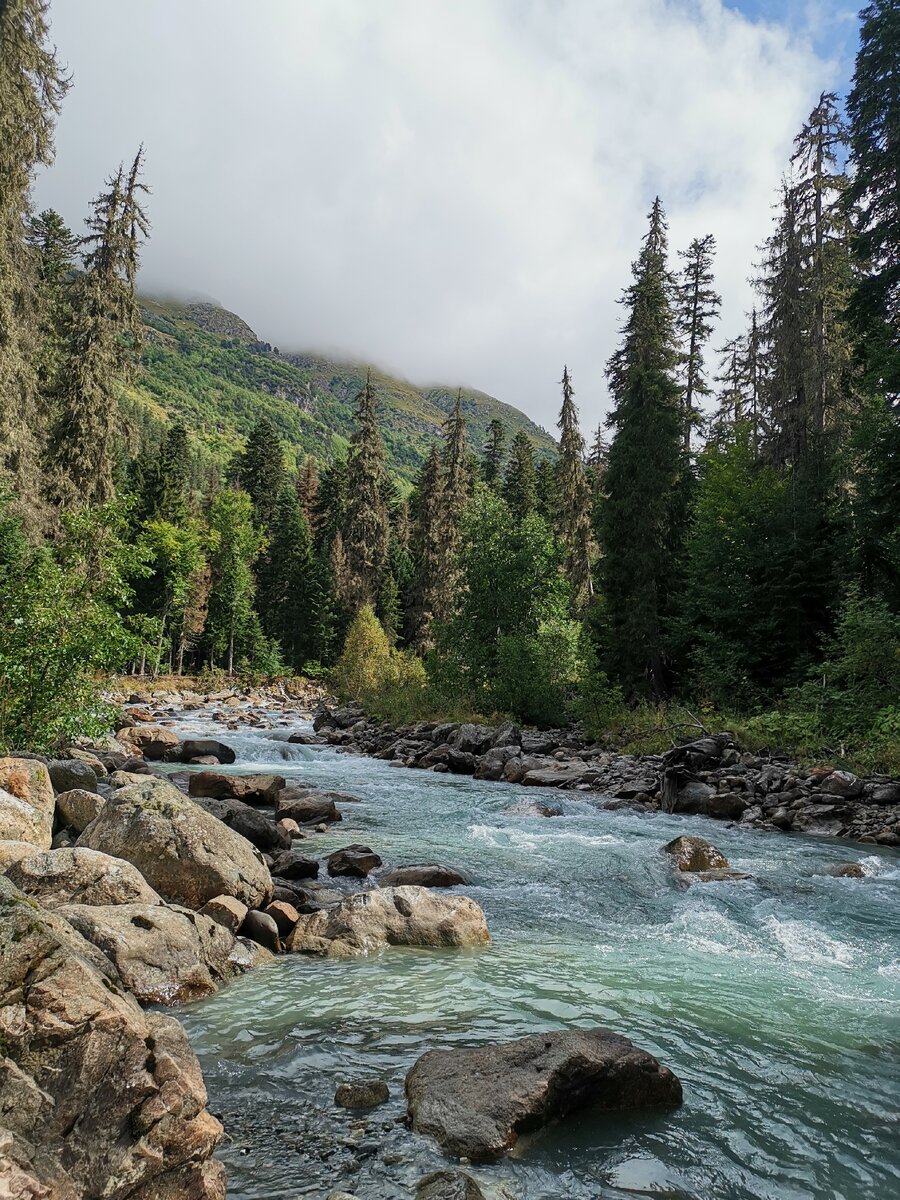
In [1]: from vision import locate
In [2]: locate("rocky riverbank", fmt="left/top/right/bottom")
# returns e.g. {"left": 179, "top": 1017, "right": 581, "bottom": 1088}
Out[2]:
{"left": 311, "top": 702, "right": 900, "bottom": 846}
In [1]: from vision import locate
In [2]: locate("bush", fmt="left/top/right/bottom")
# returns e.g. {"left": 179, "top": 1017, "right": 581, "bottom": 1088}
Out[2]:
{"left": 332, "top": 605, "right": 392, "bottom": 701}
{"left": 493, "top": 617, "right": 584, "bottom": 726}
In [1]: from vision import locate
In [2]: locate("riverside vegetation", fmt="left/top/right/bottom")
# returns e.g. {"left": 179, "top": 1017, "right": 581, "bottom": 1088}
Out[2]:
{"left": 0, "top": 1, "right": 899, "bottom": 1198}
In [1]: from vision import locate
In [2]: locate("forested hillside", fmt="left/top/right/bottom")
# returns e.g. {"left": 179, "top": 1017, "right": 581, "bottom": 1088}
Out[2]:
{"left": 133, "top": 297, "right": 557, "bottom": 481}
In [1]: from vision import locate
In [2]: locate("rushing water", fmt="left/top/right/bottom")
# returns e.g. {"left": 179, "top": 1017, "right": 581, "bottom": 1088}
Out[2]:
{"left": 171, "top": 712, "right": 900, "bottom": 1200}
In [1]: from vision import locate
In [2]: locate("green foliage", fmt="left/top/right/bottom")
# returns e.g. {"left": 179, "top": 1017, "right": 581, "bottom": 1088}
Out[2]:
{"left": 333, "top": 604, "right": 392, "bottom": 701}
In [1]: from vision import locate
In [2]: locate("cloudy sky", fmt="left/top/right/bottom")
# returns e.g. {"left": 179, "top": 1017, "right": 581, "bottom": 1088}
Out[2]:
{"left": 35, "top": 0, "right": 860, "bottom": 434}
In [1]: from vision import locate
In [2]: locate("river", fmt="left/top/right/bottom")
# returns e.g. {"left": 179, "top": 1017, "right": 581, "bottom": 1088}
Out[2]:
{"left": 169, "top": 711, "right": 900, "bottom": 1200}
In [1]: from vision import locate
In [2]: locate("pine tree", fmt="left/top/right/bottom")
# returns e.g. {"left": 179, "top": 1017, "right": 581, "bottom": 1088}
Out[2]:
{"left": 443, "top": 388, "right": 469, "bottom": 519}
{"left": 555, "top": 366, "right": 593, "bottom": 607}
{"left": 676, "top": 234, "right": 721, "bottom": 450}
{"left": 599, "top": 197, "right": 685, "bottom": 696}
{"left": 410, "top": 443, "right": 449, "bottom": 649}
{"left": 0, "top": 0, "right": 68, "bottom": 510}
{"left": 235, "top": 415, "right": 286, "bottom": 532}
{"left": 481, "top": 418, "right": 506, "bottom": 489}
{"left": 260, "top": 484, "right": 315, "bottom": 670}
{"left": 502, "top": 431, "right": 537, "bottom": 521}
{"left": 344, "top": 371, "right": 389, "bottom": 608}
{"left": 845, "top": 0, "right": 900, "bottom": 396}
{"left": 314, "top": 458, "right": 348, "bottom": 552}
{"left": 138, "top": 422, "right": 191, "bottom": 523}
{"left": 49, "top": 150, "right": 149, "bottom": 508}
{"left": 296, "top": 454, "right": 319, "bottom": 534}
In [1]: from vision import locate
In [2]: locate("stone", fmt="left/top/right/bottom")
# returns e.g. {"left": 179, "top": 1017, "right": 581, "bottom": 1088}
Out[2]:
{"left": 56, "top": 786, "right": 105, "bottom": 833}
{"left": 447, "top": 749, "right": 477, "bottom": 774}
{"left": 117, "top": 724, "right": 182, "bottom": 760}
{"left": 58, "top": 901, "right": 240, "bottom": 1005}
{"left": 522, "top": 765, "right": 588, "bottom": 788}
{"left": 821, "top": 861, "right": 865, "bottom": 878}
{"left": 406, "top": 1028, "right": 682, "bottom": 1161}
{"left": 379, "top": 864, "right": 468, "bottom": 888}
{"left": 61, "top": 747, "right": 108, "bottom": 777}
{"left": 0, "top": 840, "right": 42, "bottom": 871}
{"left": 0, "top": 757, "right": 55, "bottom": 849}
{"left": 194, "top": 795, "right": 291, "bottom": 852}
{"left": 0, "top": 877, "right": 225, "bottom": 1198}
{"left": 270, "top": 850, "right": 320, "bottom": 880}
{"left": 334, "top": 1080, "right": 390, "bottom": 1109}
{"left": 449, "top": 724, "right": 495, "bottom": 754}
{"left": 679, "top": 868, "right": 753, "bottom": 884}
{"left": 503, "top": 799, "right": 562, "bottom": 818}
{"left": 275, "top": 789, "right": 343, "bottom": 825}
{"left": 239, "top": 909, "right": 282, "bottom": 953}
{"left": 76, "top": 779, "right": 272, "bottom": 909}
{"left": 200, "top": 894, "right": 249, "bottom": 932}
{"left": 818, "top": 769, "right": 864, "bottom": 799}
{"left": 277, "top": 816, "right": 302, "bottom": 836}
{"left": 177, "top": 738, "right": 237, "bottom": 764}
{"left": 7, "top": 847, "right": 162, "bottom": 908}
{"left": 327, "top": 844, "right": 382, "bottom": 877}
{"left": 662, "top": 835, "right": 729, "bottom": 872}
{"left": 47, "top": 758, "right": 98, "bottom": 794}
{"left": 416, "top": 1170, "right": 511, "bottom": 1200}
{"left": 870, "top": 783, "right": 900, "bottom": 804}
{"left": 188, "top": 770, "right": 285, "bottom": 804}
{"left": 286, "top": 886, "right": 491, "bottom": 958}
{"left": 265, "top": 899, "right": 301, "bottom": 936}
{"left": 490, "top": 722, "right": 521, "bottom": 750}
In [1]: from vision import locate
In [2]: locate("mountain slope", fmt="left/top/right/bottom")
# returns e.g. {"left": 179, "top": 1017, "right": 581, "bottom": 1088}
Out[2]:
{"left": 131, "top": 297, "right": 557, "bottom": 480}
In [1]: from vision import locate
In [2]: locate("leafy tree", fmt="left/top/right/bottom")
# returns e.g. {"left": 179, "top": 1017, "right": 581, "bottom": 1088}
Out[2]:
{"left": 845, "top": 0, "right": 900, "bottom": 396}
{"left": 599, "top": 198, "right": 685, "bottom": 696}
{"left": 141, "top": 516, "right": 206, "bottom": 675}
{"left": 555, "top": 365, "right": 593, "bottom": 607}
{"left": 49, "top": 150, "right": 149, "bottom": 508}
{"left": 481, "top": 417, "right": 506, "bottom": 488}
{"left": 205, "top": 487, "right": 264, "bottom": 673}
{"left": 502, "top": 430, "right": 537, "bottom": 520}
{"left": 344, "top": 371, "right": 389, "bottom": 608}
{"left": 676, "top": 234, "right": 721, "bottom": 449}
{"left": 333, "top": 604, "right": 392, "bottom": 701}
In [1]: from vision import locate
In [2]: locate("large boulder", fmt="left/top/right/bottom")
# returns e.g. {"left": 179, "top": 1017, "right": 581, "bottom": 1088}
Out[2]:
{"left": 58, "top": 901, "right": 244, "bottom": 1005}
{"left": 327, "top": 844, "right": 382, "bottom": 877}
{"left": 176, "top": 738, "right": 236, "bottom": 765}
{"left": 117, "top": 724, "right": 182, "bottom": 760}
{"left": 7, "top": 847, "right": 162, "bottom": 908}
{"left": 0, "top": 757, "right": 54, "bottom": 849}
{"left": 188, "top": 771, "right": 285, "bottom": 804}
{"left": 379, "top": 864, "right": 468, "bottom": 888}
{"left": 286, "top": 886, "right": 490, "bottom": 958}
{"left": 406, "top": 1028, "right": 682, "bottom": 1161}
{"left": 0, "top": 840, "right": 41, "bottom": 872}
{"left": 0, "top": 876, "right": 225, "bottom": 1198}
{"left": 275, "top": 788, "right": 343, "bottom": 825}
{"left": 56, "top": 786, "right": 105, "bottom": 833}
{"left": 47, "top": 758, "right": 99, "bottom": 794}
{"left": 76, "top": 779, "right": 273, "bottom": 909}
{"left": 194, "top": 795, "right": 291, "bottom": 852}
{"left": 662, "top": 835, "right": 729, "bottom": 872}
{"left": 449, "top": 724, "right": 495, "bottom": 755}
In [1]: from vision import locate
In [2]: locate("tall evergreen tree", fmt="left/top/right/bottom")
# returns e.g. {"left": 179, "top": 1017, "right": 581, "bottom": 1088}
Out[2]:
{"left": 25, "top": 207, "right": 77, "bottom": 391}
{"left": 138, "top": 421, "right": 191, "bottom": 524}
{"left": 555, "top": 366, "right": 593, "bottom": 607}
{"left": 676, "top": 234, "right": 721, "bottom": 450}
{"left": 0, "top": 0, "right": 67, "bottom": 510}
{"left": 296, "top": 454, "right": 319, "bottom": 533}
{"left": 410, "top": 443, "right": 449, "bottom": 649}
{"left": 235, "top": 415, "right": 286, "bottom": 533}
{"left": 49, "top": 150, "right": 149, "bottom": 508}
{"left": 599, "top": 197, "right": 685, "bottom": 696}
{"left": 845, "top": 0, "right": 900, "bottom": 397}
{"left": 502, "top": 431, "right": 537, "bottom": 521}
{"left": 259, "top": 483, "right": 316, "bottom": 670}
{"left": 344, "top": 371, "right": 389, "bottom": 609}
{"left": 442, "top": 388, "right": 469, "bottom": 518}
{"left": 205, "top": 487, "right": 264, "bottom": 674}
{"left": 481, "top": 418, "right": 506, "bottom": 489}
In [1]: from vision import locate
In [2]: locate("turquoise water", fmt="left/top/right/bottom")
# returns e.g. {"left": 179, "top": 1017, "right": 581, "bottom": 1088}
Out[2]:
{"left": 173, "top": 716, "right": 900, "bottom": 1200}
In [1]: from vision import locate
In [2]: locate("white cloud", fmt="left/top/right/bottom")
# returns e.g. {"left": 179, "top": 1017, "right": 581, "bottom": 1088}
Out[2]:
{"left": 37, "top": 0, "right": 842, "bottom": 433}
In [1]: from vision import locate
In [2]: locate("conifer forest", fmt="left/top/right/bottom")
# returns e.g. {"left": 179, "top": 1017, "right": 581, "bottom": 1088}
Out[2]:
{"left": 0, "top": 4, "right": 898, "bottom": 1200}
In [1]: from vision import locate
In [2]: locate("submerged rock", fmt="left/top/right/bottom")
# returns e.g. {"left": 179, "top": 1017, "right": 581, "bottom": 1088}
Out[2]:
{"left": 0, "top": 877, "right": 225, "bottom": 1198}
{"left": 327, "top": 844, "right": 382, "bottom": 877}
{"left": 406, "top": 1028, "right": 682, "bottom": 1161}
{"left": 662, "top": 835, "right": 729, "bottom": 872}
{"left": 286, "top": 885, "right": 490, "bottom": 958}
{"left": 822, "top": 861, "right": 866, "bottom": 878}
{"left": 379, "top": 863, "right": 468, "bottom": 888}
{"left": 416, "top": 1170, "right": 515, "bottom": 1200}
{"left": 334, "top": 1079, "right": 390, "bottom": 1109}
{"left": 76, "top": 779, "right": 273, "bottom": 909}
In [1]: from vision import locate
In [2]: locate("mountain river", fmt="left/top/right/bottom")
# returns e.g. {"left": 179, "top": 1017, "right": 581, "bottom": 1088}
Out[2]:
{"left": 168, "top": 711, "right": 900, "bottom": 1200}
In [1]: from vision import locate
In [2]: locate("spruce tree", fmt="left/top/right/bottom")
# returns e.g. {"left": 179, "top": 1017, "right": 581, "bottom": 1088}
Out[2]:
{"left": 502, "top": 431, "right": 537, "bottom": 521}
{"left": 25, "top": 208, "right": 77, "bottom": 392}
{"left": 0, "top": 0, "right": 67, "bottom": 509}
{"left": 49, "top": 150, "right": 149, "bottom": 508}
{"left": 676, "top": 234, "right": 721, "bottom": 450}
{"left": 205, "top": 487, "right": 264, "bottom": 674}
{"left": 845, "top": 0, "right": 900, "bottom": 396}
{"left": 443, "top": 388, "right": 469, "bottom": 518}
{"left": 138, "top": 421, "right": 191, "bottom": 523}
{"left": 260, "top": 483, "right": 315, "bottom": 670}
{"left": 410, "top": 443, "right": 449, "bottom": 649}
{"left": 344, "top": 371, "right": 389, "bottom": 608}
{"left": 296, "top": 454, "right": 319, "bottom": 533}
{"left": 555, "top": 366, "right": 593, "bottom": 607}
{"left": 481, "top": 418, "right": 506, "bottom": 488}
{"left": 599, "top": 197, "right": 685, "bottom": 696}
{"left": 235, "top": 414, "right": 286, "bottom": 532}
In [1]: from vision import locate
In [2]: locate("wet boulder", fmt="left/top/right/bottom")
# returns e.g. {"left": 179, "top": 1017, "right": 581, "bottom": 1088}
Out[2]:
{"left": 76, "top": 779, "right": 273, "bottom": 909}
{"left": 7, "top": 847, "right": 162, "bottom": 908}
{"left": 286, "top": 886, "right": 490, "bottom": 958}
{"left": 416, "top": 1170, "right": 515, "bottom": 1200}
{"left": 270, "top": 849, "right": 320, "bottom": 880}
{"left": 662, "top": 835, "right": 729, "bottom": 872}
{"left": 275, "top": 788, "right": 343, "bottom": 825}
{"left": 0, "top": 877, "right": 225, "bottom": 1198}
{"left": 239, "top": 908, "right": 282, "bottom": 953}
{"left": 188, "top": 770, "right": 284, "bottom": 804}
{"left": 406, "top": 1028, "right": 682, "bottom": 1161}
{"left": 175, "top": 737, "right": 237, "bottom": 764}
{"left": 379, "top": 864, "right": 468, "bottom": 888}
{"left": 327, "top": 844, "right": 382, "bottom": 878}
{"left": 334, "top": 1079, "right": 390, "bottom": 1109}
{"left": 0, "top": 757, "right": 55, "bottom": 849}
{"left": 58, "top": 901, "right": 242, "bottom": 1005}
{"left": 821, "top": 861, "right": 866, "bottom": 878}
